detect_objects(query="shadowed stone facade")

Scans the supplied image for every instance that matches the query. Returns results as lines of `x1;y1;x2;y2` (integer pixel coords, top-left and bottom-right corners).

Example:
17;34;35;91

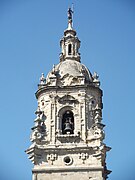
26;8;111;180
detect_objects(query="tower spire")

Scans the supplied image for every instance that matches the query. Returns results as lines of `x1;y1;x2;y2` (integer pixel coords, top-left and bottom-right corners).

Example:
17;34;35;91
59;6;80;62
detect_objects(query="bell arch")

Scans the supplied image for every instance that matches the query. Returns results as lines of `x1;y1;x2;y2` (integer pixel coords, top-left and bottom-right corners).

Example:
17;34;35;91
57;106;74;134
68;44;72;55
62;110;74;134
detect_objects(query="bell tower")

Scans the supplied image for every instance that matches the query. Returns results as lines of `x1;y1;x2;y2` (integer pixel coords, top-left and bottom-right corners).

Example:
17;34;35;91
26;8;111;180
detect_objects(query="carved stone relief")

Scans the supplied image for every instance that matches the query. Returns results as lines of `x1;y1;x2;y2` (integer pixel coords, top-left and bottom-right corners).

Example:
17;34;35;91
79;153;89;164
47;154;57;165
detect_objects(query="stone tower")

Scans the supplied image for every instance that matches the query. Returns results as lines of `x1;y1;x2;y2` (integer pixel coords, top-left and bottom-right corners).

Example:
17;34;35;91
26;8;111;180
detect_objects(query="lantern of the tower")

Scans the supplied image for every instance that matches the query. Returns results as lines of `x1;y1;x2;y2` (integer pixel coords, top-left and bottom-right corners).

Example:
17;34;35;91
26;8;111;180
60;7;80;62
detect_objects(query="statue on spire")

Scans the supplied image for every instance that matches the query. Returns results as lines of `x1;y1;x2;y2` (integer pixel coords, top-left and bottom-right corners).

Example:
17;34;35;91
68;7;73;22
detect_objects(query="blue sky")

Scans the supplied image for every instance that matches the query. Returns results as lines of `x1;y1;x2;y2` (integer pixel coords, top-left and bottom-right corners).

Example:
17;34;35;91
0;0;135;179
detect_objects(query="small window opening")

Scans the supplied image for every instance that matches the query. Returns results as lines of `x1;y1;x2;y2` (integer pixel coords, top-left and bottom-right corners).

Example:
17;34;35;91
62;110;74;134
64;156;72;165
91;100;94;105
68;44;72;55
64;156;71;164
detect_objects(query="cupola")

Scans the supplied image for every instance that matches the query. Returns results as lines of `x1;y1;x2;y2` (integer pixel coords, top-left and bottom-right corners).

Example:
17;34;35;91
60;7;81;62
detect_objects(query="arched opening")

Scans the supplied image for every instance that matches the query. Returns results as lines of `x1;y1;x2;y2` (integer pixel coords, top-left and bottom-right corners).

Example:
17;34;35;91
62;110;74;134
68;44;72;55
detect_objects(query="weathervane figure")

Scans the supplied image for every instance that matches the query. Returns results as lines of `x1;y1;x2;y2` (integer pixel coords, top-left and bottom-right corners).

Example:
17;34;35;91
68;7;73;21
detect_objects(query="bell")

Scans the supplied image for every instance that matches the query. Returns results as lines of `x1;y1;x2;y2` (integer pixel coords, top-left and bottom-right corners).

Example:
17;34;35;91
64;119;72;134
